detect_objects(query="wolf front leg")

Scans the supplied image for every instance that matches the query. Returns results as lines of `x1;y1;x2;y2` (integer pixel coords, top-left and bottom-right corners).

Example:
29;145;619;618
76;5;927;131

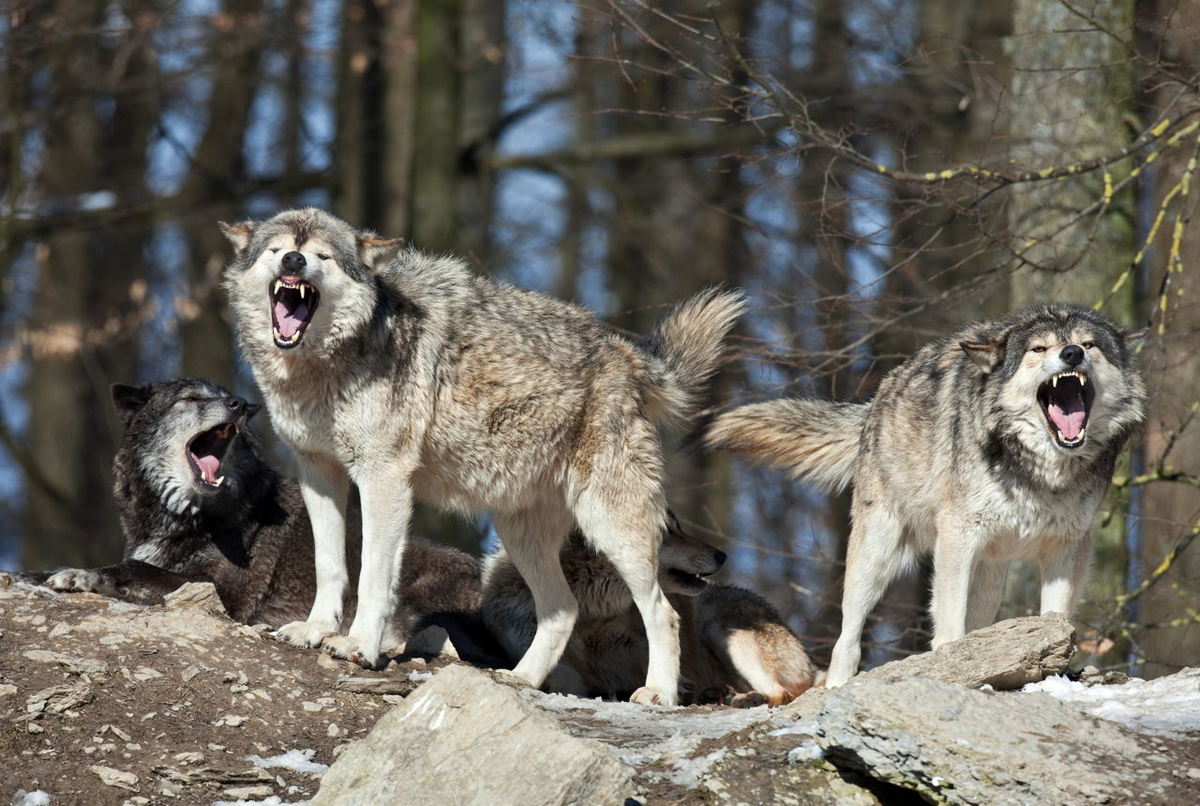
827;502;906;687
324;463;413;669
1039;533;1091;617
929;517;984;649
275;452;350;649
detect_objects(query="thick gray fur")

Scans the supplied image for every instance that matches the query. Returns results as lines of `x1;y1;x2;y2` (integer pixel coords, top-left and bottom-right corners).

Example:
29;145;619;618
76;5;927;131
706;304;1146;686
222;207;745;705
483;515;817;706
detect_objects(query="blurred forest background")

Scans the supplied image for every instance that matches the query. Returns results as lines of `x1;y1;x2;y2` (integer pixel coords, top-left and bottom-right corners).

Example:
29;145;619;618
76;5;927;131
1;0;1198;677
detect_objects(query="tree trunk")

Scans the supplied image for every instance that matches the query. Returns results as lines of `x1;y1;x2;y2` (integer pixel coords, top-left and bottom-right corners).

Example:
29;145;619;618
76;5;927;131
1003;0;1138;663
1135;0;1200;676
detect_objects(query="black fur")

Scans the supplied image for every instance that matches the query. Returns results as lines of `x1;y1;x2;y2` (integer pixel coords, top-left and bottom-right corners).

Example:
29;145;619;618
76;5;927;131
19;378;505;666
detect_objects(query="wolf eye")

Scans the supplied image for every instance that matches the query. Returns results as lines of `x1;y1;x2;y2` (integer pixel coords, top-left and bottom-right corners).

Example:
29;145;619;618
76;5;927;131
1030;346;1047;353
317;253;331;261
1082;341;1096;349
269;248;280;254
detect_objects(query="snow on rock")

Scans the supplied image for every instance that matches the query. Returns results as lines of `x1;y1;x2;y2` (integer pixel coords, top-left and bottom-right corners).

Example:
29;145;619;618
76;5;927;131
1022;668;1200;736
246;748;329;776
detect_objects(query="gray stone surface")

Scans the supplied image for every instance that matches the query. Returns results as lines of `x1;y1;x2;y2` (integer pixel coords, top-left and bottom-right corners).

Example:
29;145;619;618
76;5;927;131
815;676;1191;805
311;665;636;806
859;614;1076;690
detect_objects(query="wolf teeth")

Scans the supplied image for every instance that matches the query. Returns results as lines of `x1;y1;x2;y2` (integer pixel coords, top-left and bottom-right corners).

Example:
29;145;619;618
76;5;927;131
213;475;225;487
1051;371;1086;388
274;280;283;295
299;285;307;300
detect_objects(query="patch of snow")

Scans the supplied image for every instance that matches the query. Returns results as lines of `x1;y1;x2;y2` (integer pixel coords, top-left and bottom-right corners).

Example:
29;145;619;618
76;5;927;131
665;748;727;786
768;720;817;737
11;790;52;806
1022;668;1200;736
246;749;328;775
407;670;433;683
786;742;823;763
211;797;305;806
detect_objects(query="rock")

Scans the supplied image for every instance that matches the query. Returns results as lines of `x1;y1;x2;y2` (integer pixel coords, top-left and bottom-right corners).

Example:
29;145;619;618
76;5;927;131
88;765;139;791
815;676;1192;804
335;675;419;696
23;649;109;678
163;582;227;616
402;624;460;659
311;664;635;806
222;784;274;800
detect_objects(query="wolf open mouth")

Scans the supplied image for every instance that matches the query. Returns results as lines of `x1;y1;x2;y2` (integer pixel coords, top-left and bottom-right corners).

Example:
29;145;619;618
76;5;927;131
1037;371;1095;449
186;423;236;487
666;568;714;596
269;276;320;348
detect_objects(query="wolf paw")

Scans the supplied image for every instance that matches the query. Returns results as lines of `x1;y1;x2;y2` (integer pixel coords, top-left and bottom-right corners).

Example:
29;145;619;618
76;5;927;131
630;686;678;707
45;569;104;593
274;620;337;649
322;634;387;670
729;690;770;708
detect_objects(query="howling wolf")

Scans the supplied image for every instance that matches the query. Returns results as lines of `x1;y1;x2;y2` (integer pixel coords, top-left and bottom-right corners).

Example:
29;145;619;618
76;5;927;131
223;207;744;704
706;304;1145;686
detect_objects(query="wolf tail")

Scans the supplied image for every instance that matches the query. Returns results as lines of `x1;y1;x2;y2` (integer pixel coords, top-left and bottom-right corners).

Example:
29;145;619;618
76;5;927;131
703;399;868;494
640;288;746;423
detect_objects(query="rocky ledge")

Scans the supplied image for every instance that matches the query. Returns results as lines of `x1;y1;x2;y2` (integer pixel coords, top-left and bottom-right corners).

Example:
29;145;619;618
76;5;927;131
1;576;1197;805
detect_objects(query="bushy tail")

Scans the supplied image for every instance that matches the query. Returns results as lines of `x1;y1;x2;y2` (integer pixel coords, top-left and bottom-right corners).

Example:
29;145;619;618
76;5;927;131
704;398;868;493
640;288;746;423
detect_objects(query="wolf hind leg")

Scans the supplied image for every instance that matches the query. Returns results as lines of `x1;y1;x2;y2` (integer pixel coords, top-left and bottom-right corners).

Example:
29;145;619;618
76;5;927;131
494;507;578;690
573;492;680;706
965;558;1009;633
827;503;907;687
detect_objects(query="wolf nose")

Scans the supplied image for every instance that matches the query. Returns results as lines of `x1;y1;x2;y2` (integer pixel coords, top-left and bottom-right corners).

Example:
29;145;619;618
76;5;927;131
1060;344;1084;367
282;251;306;273
714;550;727;567
226;396;250;415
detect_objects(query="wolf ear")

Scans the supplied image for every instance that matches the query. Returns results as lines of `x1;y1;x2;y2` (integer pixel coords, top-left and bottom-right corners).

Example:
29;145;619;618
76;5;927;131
219;220;256;253
358;234;404;270
1123;325;1149;344
111;384;153;428
960;340;1004;373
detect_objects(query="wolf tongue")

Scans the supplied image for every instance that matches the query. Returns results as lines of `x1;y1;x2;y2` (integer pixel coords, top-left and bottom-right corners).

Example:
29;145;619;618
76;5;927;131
274;300;310;339
193;453;220;483
1048;396;1086;440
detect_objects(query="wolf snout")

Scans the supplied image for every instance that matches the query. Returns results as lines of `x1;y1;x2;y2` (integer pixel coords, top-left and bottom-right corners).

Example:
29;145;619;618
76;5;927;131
281;251;306;273
225;395;260;420
1060;344;1084;367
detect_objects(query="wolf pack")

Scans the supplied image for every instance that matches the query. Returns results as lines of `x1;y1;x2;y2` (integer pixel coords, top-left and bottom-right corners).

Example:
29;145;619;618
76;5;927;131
17;207;1147;707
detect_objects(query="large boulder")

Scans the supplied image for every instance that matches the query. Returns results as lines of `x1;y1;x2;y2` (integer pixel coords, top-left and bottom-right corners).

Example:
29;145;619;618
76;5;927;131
311;665;636;806
814;675;1193;804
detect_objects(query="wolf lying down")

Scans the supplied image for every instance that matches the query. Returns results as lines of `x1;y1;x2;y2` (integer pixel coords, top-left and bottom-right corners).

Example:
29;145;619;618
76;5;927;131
21;379;815;705
19;379;505;667
484;512;816;706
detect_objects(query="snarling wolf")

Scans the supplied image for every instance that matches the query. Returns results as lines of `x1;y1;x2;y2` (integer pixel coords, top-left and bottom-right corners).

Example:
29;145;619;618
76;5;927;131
483;512;816;705
705;304;1145;687
222;207;744;705
18;379;500;665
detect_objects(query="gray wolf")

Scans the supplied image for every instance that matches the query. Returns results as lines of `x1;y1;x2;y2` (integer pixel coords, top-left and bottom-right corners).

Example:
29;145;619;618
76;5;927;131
17;379;502;666
222;207;744;705
705;304;1145;687
482;512;816;705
